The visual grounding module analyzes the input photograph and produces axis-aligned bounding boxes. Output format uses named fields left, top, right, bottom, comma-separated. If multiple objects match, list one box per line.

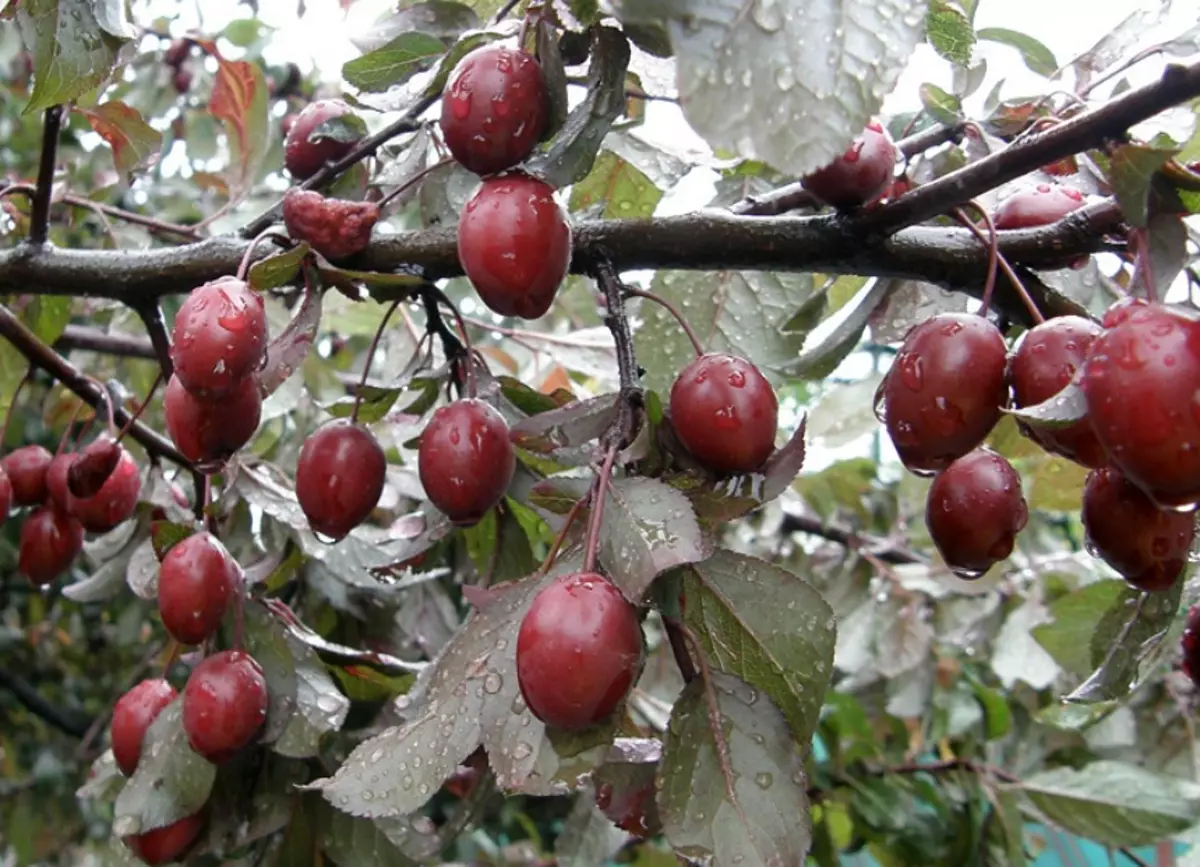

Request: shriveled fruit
left=925, top=449, right=1028, bottom=578
left=1081, top=466, right=1195, bottom=592
left=67, top=445, right=141, bottom=533
left=1, top=444, right=52, bottom=505
left=1008, top=315, right=1106, bottom=468
left=669, top=353, right=778, bottom=474
left=164, top=374, right=262, bottom=472
left=295, top=419, right=387, bottom=541
left=1181, top=604, right=1200, bottom=689
left=439, top=43, right=548, bottom=176
left=417, top=399, right=514, bottom=526
left=68, top=435, right=122, bottom=499
left=516, top=572, right=644, bottom=730
left=284, top=99, right=361, bottom=179
left=157, top=532, right=239, bottom=645
left=125, top=812, right=205, bottom=866
left=19, top=505, right=84, bottom=585
left=993, top=182, right=1086, bottom=229
left=111, top=678, right=178, bottom=776
left=182, top=650, right=268, bottom=764
left=802, top=122, right=898, bottom=210
left=880, top=313, right=1009, bottom=474
left=1081, top=302, right=1200, bottom=507
left=170, top=276, right=268, bottom=398
left=457, top=174, right=571, bottom=320
left=282, top=188, right=379, bottom=260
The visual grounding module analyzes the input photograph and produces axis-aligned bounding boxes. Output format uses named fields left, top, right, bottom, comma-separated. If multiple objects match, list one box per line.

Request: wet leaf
left=151, top=520, right=196, bottom=562
left=248, top=243, right=311, bottom=291
left=925, top=0, right=975, bottom=66
left=1033, top=580, right=1128, bottom=678
left=125, top=536, right=161, bottom=599
left=570, top=150, right=664, bottom=219
left=16, top=0, right=131, bottom=114
left=209, top=58, right=272, bottom=198
left=509, top=394, right=618, bottom=454
left=343, top=32, right=446, bottom=93
left=321, top=801, right=419, bottom=866
left=658, top=671, right=812, bottom=865
left=274, top=636, right=351, bottom=758
left=259, top=280, right=323, bottom=396
left=1003, top=378, right=1087, bottom=429
left=976, top=27, right=1057, bottom=76
left=785, top=278, right=892, bottom=379
left=243, top=600, right=299, bottom=744
left=79, top=101, right=162, bottom=180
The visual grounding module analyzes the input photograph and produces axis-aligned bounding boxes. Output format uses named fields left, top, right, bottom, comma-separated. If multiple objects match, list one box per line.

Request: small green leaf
left=16, top=0, right=131, bottom=114
left=1110, top=141, right=1180, bottom=228
left=23, top=296, right=71, bottom=345
left=249, top=243, right=311, bottom=291
left=926, top=0, right=975, bottom=66
left=976, top=27, right=1058, bottom=77
left=323, top=385, right=404, bottom=424
left=499, top=376, right=568, bottom=416
left=343, top=32, right=446, bottom=93
left=150, top=520, right=196, bottom=562
left=919, top=82, right=963, bottom=126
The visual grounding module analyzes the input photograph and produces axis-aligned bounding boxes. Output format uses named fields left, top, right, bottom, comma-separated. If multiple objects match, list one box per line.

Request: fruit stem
left=582, top=442, right=619, bottom=574
left=0, top=366, right=32, bottom=454
left=538, top=494, right=588, bottom=576
left=351, top=299, right=402, bottom=424
left=419, top=285, right=476, bottom=397
left=955, top=205, right=1045, bottom=324
left=1129, top=228, right=1158, bottom=302
left=375, top=157, right=456, bottom=211
left=622, top=287, right=704, bottom=357
left=160, top=641, right=181, bottom=679
left=952, top=204, right=1000, bottom=318
left=55, top=401, right=85, bottom=457
left=236, top=228, right=291, bottom=283
left=231, top=571, right=246, bottom=652
left=114, top=371, right=164, bottom=446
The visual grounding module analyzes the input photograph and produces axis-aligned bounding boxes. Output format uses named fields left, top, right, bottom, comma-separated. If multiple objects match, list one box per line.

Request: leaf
left=658, top=671, right=812, bottom=865
left=509, top=394, right=619, bottom=455
left=79, top=101, right=162, bottom=181
left=537, top=18, right=570, bottom=139
left=23, top=296, right=71, bottom=345
left=243, top=600, right=299, bottom=744
left=125, top=536, right=161, bottom=599
left=807, top=376, right=884, bottom=449
left=15, top=0, right=131, bottom=113
left=1033, top=580, right=1129, bottom=677
left=112, top=699, right=217, bottom=836
left=352, top=1, right=479, bottom=52
left=320, top=802, right=419, bottom=867
left=627, top=0, right=925, bottom=178
left=759, top=417, right=808, bottom=502
left=249, top=243, right=311, bottom=291
left=675, top=549, right=836, bottom=745
left=598, top=477, right=709, bottom=600
left=273, top=636, right=351, bottom=758
left=976, top=27, right=1058, bottom=77
left=420, top=32, right=500, bottom=100
left=499, top=375, right=571, bottom=416
left=1003, top=378, right=1087, bottom=429
left=784, top=277, right=892, bottom=379
left=343, top=32, right=446, bottom=93
left=209, top=58, right=272, bottom=198
left=259, top=280, right=323, bottom=396
left=526, top=26, right=631, bottom=189
left=151, top=520, right=196, bottom=562
left=1110, top=141, right=1179, bottom=228
left=1026, top=455, right=1088, bottom=512
left=925, top=0, right=975, bottom=66
left=1017, top=761, right=1200, bottom=848
left=569, top=150, right=664, bottom=218
left=919, top=82, right=963, bottom=126
left=555, top=797, right=629, bottom=866
left=636, top=270, right=816, bottom=395
left=1143, top=212, right=1188, bottom=295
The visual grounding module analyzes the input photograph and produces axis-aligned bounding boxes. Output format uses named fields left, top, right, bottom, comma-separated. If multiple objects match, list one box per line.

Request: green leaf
left=249, top=243, right=311, bottom=291
left=243, top=601, right=299, bottom=744
left=499, top=376, right=569, bottom=416
left=1026, top=454, right=1088, bottom=512
left=15, top=0, right=131, bottom=114
left=658, top=671, right=812, bottom=865
left=1032, top=580, right=1129, bottom=677
left=569, top=150, right=664, bottom=218
left=919, top=82, right=963, bottom=126
left=23, top=296, right=71, bottom=345
left=1018, top=761, right=1200, bottom=848
left=343, top=32, right=446, bottom=93
left=323, top=385, right=403, bottom=424
left=420, top=31, right=500, bottom=100
left=675, top=549, right=836, bottom=745
left=784, top=278, right=892, bottom=380
left=320, top=800, right=418, bottom=867
left=79, top=101, right=163, bottom=181
left=925, top=0, right=975, bottom=66
left=976, top=27, right=1058, bottom=77
left=1110, top=141, right=1180, bottom=228
left=150, top=520, right=196, bottom=562
left=598, top=477, right=710, bottom=600
left=463, top=504, right=537, bottom=585
left=112, top=699, right=217, bottom=836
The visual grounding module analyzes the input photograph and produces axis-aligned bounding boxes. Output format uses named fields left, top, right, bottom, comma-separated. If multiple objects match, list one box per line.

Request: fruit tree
left=6, top=1, right=1200, bottom=865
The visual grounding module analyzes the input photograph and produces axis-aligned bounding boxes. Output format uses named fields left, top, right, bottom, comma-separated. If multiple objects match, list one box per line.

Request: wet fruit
left=111, top=678, right=178, bottom=776
left=1081, top=466, right=1195, bottom=591
left=164, top=374, right=262, bottom=472
left=157, top=533, right=239, bottom=645
left=282, top=188, right=379, bottom=260
left=124, top=812, right=205, bottom=866
left=1008, top=315, right=1106, bottom=468
left=1081, top=302, right=1200, bottom=507
left=1102, top=296, right=1149, bottom=329
left=182, top=650, right=268, bottom=764
left=284, top=99, right=361, bottom=180
left=925, top=449, right=1028, bottom=577
left=67, top=444, right=141, bottom=533
left=170, top=276, right=268, bottom=398
left=802, top=122, right=898, bottom=210
left=439, top=43, right=549, bottom=176
left=295, top=419, right=387, bottom=541
left=0, top=466, right=9, bottom=523
left=1, top=444, right=52, bottom=505
left=669, top=353, right=778, bottom=474
left=19, top=505, right=84, bottom=585
left=417, top=399, right=515, bottom=526
left=516, top=571, right=644, bottom=730
left=67, top=435, right=122, bottom=499
left=457, top=174, right=571, bottom=320
left=993, top=182, right=1087, bottom=229
left=880, top=313, right=1009, bottom=475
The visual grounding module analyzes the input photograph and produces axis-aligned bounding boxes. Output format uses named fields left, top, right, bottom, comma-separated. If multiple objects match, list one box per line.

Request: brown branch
left=62, top=194, right=200, bottom=240
left=0, top=305, right=191, bottom=468
left=29, top=106, right=64, bottom=246
left=55, top=325, right=157, bottom=359
left=780, top=512, right=925, bottom=565
left=132, top=302, right=175, bottom=378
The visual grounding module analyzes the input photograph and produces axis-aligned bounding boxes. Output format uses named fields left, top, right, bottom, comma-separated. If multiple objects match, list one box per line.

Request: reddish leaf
left=258, top=278, right=323, bottom=396
left=79, top=101, right=162, bottom=180
left=208, top=58, right=271, bottom=197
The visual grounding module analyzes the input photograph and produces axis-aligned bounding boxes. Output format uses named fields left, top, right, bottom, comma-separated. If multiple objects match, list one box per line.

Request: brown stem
left=538, top=495, right=588, bottom=576
left=955, top=208, right=1046, bottom=324
left=62, top=195, right=200, bottom=241
left=351, top=299, right=401, bottom=424
left=952, top=204, right=1000, bottom=316
left=663, top=615, right=698, bottom=683
left=115, top=372, right=164, bottom=445
left=237, top=230, right=291, bottom=282
left=375, top=157, right=456, bottom=211
left=582, top=443, right=619, bottom=574
left=133, top=302, right=175, bottom=379
left=623, top=286, right=704, bottom=357
left=29, top=106, right=64, bottom=246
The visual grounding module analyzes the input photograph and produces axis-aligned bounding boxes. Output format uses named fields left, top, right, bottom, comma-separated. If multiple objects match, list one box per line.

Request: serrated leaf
left=249, top=243, right=311, bottom=291
left=760, top=416, right=808, bottom=502
left=976, top=27, right=1057, bottom=77
left=659, top=671, right=811, bottom=865
left=598, top=477, right=709, bottom=600
left=569, top=150, right=663, bottom=218
left=1003, top=378, right=1087, bottom=428
left=555, top=797, right=629, bottom=866
left=79, top=101, right=162, bottom=181
left=243, top=601, right=299, bottom=744
left=1018, top=761, right=1200, bottom=848
left=1032, top=581, right=1130, bottom=677
left=509, top=394, right=618, bottom=455
left=926, top=0, right=975, bottom=66
left=676, top=549, right=835, bottom=745
left=76, top=749, right=125, bottom=802
left=320, top=802, right=419, bottom=866
left=641, top=0, right=925, bottom=178
left=260, top=279, right=323, bottom=396
left=526, top=26, right=630, bottom=188
left=274, top=636, right=351, bottom=758
left=1110, top=141, right=1179, bottom=228
left=16, top=0, right=130, bottom=114
left=113, top=699, right=217, bottom=836
left=209, top=58, right=272, bottom=198
left=343, top=32, right=446, bottom=93
left=785, top=277, right=892, bottom=379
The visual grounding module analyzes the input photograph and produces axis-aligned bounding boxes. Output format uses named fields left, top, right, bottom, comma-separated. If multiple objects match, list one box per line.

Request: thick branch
left=0, top=305, right=190, bottom=467
left=0, top=667, right=92, bottom=738
left=30, top=106, right=64, bottom=246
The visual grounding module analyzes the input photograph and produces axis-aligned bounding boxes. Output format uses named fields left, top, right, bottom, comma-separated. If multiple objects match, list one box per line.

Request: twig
left=594, top=261, right=643, bottom=448
left=418, top=283, right=468, bottom=388
left=237, top=229, right=290, bottom=282
left=952, top=205, right=1001, bottom=316
left=376, top=157, right=455, bottom=211
left=0, top=666, right=92, bottom=737
left=0, top=304, right=191, bottom=468
left=582, top=443, right=619, bottom=574
left=538, top=495, right=588, bottom=576
left=29, top=106, right=64, bottom=246
left=351, top=299, right=401, bottom=424
left=955, top=210, right=1045, bottom=324
left=779, top=512, right=925, bottom=565
left=62, top=194, right=200, bottom=240
left=623, top=286, right=703, bottom=357
left=133, top=302, right=175, bottom=378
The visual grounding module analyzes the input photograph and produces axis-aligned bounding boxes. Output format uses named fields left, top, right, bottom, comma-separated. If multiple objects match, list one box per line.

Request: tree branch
left=594, top=261, right=644, bottom=448
left=780, top=512, right=925, bottom=565
left=29, top=106, right=64, bottom=246
left=0, top=667, right=93, bottom=738
left=55, top=325, right=158, bottom=360
left=0, top=305, right=190, bottom=468
left=132, top=302, right=175, bottom=378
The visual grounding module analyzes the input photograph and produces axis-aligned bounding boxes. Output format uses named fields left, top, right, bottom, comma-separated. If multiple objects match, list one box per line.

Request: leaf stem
left=29, top=106, right=64, bottom=246
left=351, top=299, right=402, bottom=424
left=623, top=286, right=703, bottom=357
left=236, top=229, right=290, bottom=282
left=114, top=371, right=164, bottom=446
left=375, top=157, right=456, bottom=211
left=538, top=494, right=588, bottom=576
left=582, top=442, right=619, bottom=574
left=0, top=367, right=32, bottom=453
left=952, top=204, right=1000, bottom=317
